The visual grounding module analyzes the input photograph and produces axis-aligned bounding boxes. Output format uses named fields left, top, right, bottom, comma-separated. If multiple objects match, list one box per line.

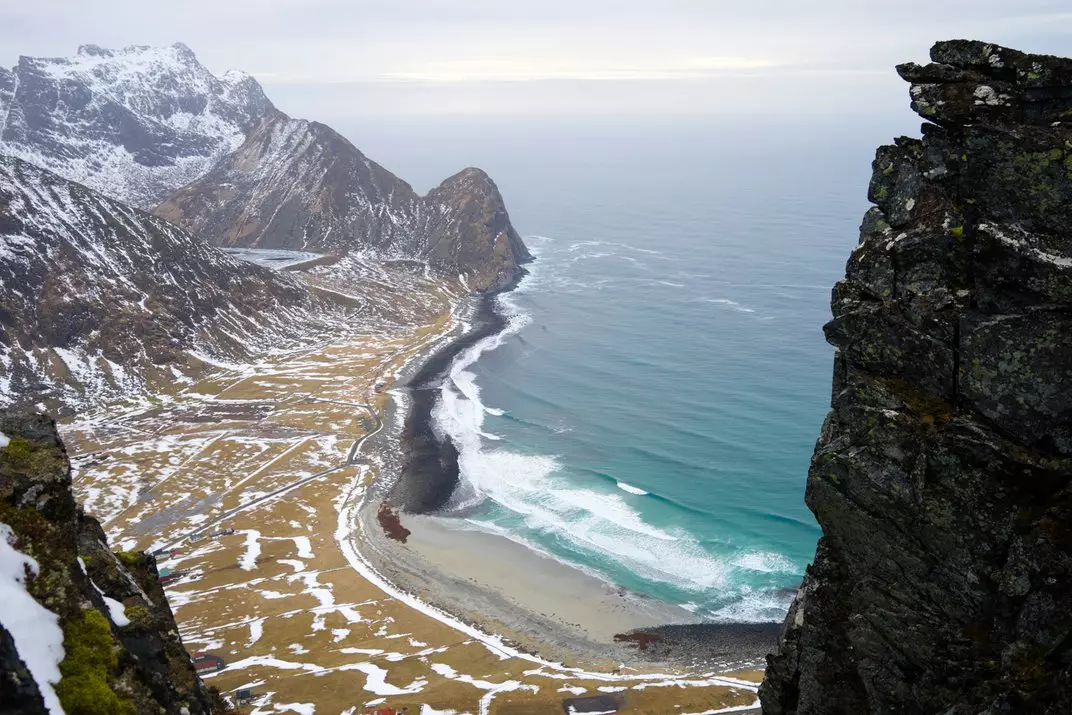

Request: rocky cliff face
left=760, top=41, right=1072, bottom=714
left=0, top=43, right=272, bottom=209
left=155, top=113, right=530, bottom=292
left=0, top=411, right=227, bottom=714
left=0, top=155, right=350, bottom=413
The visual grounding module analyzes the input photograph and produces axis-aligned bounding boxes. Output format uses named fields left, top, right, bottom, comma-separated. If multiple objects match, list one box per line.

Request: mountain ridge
left=0, top=43, right=273, bottom=209
left=155, top=110, right=530, bottom=292
left=0, top=42, right=530, bottom=291
left=0, top=153, right=352, bottom=414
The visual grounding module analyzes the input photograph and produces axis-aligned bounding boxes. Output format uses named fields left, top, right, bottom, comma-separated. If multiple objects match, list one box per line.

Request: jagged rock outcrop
left=0, top=155, right=351, bottom=413
left=760, top=41, right=1072, bottom=714
left=0, top=411, right=227, bottom=714
left=0, top=43, right=272, bottom=208
left=155, top=113, right=530, bottom=292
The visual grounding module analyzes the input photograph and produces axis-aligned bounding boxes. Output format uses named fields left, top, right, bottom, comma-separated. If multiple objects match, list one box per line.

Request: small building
left=192, top=652, right=226, bottom=673
left=159, top=568, right=188, bottom=587
left=234, top=688, right=260, bottom=706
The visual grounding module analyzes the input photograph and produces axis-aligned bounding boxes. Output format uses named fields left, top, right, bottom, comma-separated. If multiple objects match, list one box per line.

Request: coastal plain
left=62, top=258, right=763, bottom=714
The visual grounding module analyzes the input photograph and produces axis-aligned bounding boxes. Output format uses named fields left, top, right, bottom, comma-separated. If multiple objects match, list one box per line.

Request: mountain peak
left=437, top=166, right=494, bottom=190
left=0, top=43, right=273, bottom=208
left=170, top=40, right=198, bottom=58
left=75, top=43, right=111, bottom=57
left=73, top=41, right=197, bottom=61
left=156, top=113, right=529, bottom=292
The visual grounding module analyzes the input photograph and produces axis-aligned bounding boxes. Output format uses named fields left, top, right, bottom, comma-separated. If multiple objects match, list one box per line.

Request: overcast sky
left=1, top=1, right=1070, bottom=119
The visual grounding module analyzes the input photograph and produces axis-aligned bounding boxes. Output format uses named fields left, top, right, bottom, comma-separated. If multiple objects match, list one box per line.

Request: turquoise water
left=346, top=115, right=916, bottom=622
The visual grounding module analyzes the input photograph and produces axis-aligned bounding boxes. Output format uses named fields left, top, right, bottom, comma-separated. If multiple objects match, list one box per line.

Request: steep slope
left=156, top=113, right=530, bottom=292
left=0, top=66, right=14, bottom=121
left=0, top=411, right=227, bottom=714
left=0, top=43, right=272, bottom=208
left=760, top=41, right=1072, bottom=714
left=0, top=154, right=350, bottom=413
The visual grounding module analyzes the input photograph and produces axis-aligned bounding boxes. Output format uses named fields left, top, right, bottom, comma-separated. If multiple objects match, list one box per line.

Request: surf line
left=334, top=286, right=753, bottom=688
left=336, top=464, right=756, bottom=689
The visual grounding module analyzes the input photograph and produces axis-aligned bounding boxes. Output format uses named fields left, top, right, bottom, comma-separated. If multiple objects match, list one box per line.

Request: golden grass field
left=63, top=261, right=762, bottom=714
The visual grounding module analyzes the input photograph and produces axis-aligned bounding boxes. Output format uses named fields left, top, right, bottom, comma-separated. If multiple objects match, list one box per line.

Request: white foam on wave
left=733, top=551, right=796, bottom=574
left=431, top=266, right=734, bottom=594
left=698, top=297, right=756, bottom=314
left=710, top=587, right=797, bottom=624
left=428, top=238, right=800, bottom=621
left=566, top=239, right=667, bottom=257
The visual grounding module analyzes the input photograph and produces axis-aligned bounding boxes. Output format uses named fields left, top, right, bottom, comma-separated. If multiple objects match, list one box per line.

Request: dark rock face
left=155, top=114, right=530, bottom=292
left=0, top=155, right=350, bottom=413
left=0, top=44, right=273, bottom=208
left=760, top=41, right=1072, bottom=714
left=0, top=411, right=226, bottom=714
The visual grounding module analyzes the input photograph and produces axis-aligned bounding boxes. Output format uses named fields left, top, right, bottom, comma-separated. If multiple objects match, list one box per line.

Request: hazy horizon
left=2, top=1, right=1070, bottom=122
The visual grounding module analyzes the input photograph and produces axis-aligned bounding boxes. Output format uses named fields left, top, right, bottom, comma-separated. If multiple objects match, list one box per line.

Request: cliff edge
left=760, top=41, right=1072, bottom=714
left=0, top=412, right=227, bottom=714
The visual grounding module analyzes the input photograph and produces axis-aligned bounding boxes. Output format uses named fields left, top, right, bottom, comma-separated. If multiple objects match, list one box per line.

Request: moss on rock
left=56, top=610, right=135, bottom=715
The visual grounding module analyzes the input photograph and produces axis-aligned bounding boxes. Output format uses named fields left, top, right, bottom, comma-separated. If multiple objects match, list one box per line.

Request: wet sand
left=358, top=501, right=780, bottom=670
left=358, top=268, right=781, bottom=672
left=385, top=512, right=694, bottom=656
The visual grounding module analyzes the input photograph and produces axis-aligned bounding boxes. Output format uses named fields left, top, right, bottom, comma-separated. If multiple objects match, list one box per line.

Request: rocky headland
left=761, top=40, right=1072, bottom=714
left=155, top=114, right=530, bottom=292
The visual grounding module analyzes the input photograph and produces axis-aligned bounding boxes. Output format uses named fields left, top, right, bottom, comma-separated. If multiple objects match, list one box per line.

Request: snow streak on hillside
left=0, top=155, right=352, bottom=413
left=0, top=43, right=272, bottom=208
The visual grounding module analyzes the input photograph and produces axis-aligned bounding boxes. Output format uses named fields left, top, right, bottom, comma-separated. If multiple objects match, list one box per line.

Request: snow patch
left=0, top=523, right=66, bottom=714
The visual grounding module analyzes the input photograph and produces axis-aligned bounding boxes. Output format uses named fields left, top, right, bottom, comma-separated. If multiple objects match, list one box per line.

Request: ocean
left=343, top=113, right=917, bottom=623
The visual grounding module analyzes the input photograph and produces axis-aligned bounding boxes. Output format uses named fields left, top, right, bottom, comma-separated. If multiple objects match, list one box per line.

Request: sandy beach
left=355, top=274, right=782, bottom=673
left=63, top=260, right=771, bottom=711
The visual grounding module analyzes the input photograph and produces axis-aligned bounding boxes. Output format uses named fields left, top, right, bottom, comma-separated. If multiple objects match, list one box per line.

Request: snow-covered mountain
left=0, top=43, right=272, bottom=208
left=0, top=155, right=351, bottom=413
left=0, top=42, right=528, bottom=290
left=156, top=113, right=531, bottom=291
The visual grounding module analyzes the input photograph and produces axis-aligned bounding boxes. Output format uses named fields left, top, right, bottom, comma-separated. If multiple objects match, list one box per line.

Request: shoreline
left=68, top=256, right=769, bottom=711
left=350, top=266, right=781, bottom=672
left=386, top=282, right=511, bottom=513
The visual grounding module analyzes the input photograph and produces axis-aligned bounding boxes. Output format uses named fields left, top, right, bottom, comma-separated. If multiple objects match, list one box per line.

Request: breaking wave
left=427, top=239, right=801, bottom=621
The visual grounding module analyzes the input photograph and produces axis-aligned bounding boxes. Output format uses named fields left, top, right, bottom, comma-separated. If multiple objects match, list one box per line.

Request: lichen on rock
left=0, top=411, right=228, bottom=714
left=760, top=40, right=1072, bottom=714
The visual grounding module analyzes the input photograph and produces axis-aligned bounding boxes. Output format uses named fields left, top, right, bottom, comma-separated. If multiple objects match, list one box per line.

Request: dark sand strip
left=389, top=273, right=519, bottom=513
